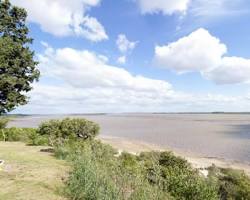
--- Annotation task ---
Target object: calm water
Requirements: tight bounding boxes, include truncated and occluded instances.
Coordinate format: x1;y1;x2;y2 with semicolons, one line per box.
8;114;250;163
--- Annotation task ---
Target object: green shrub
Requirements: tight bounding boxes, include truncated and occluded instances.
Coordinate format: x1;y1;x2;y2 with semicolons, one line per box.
0;127;37;142
120;152;140;174
208;165;250;200
0;127;49;146
0;117;9;129
37;118;100;145
65;144;122;200
57;140;173;200
55;139;250;200
139;151;218;200
159;151;192;169
129;183;171;200
54;142;72;160
27;130;49;146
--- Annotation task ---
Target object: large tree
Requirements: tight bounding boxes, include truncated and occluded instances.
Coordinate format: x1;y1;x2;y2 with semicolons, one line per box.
0;0;39;115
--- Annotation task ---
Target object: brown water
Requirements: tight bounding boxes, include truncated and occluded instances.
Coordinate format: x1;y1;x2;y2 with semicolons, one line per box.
8;114;250;163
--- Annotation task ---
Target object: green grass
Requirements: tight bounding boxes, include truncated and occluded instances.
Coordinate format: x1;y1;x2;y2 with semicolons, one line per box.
0;142;69;200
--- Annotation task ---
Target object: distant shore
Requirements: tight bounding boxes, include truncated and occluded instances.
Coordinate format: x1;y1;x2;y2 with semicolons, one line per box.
100;135;250;176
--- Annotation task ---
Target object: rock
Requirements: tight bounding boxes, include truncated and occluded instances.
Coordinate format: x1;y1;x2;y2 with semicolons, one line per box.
0;160;4;166
199;168;209;177
40;148;54;153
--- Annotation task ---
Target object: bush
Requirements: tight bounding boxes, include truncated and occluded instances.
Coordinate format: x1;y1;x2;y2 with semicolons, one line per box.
42;134;250;200
27;130;49;146
208;165;250;200
139;151;218;200
66;149;122;200
0;127;37;142
0;117;9;129
37;118;100;145
56;141;173;200
0;127;49;146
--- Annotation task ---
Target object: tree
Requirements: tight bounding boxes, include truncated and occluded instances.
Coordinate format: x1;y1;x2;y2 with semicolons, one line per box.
0;0;40;115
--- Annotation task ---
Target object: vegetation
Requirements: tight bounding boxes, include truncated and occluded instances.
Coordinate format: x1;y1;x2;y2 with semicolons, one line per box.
0;127;35;142
1;117;250;200
57;140;171;200
0;117;8;129
208;165;250;200
0;142;68;200
37;118;100;146
0;0;40;114
138;151;218;200
0;118;99;146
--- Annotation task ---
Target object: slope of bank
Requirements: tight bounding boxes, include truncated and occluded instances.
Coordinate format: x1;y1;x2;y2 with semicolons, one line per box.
0;142;69;200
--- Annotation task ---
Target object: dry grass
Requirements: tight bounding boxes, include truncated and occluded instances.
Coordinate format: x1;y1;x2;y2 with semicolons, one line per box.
0;142;69;200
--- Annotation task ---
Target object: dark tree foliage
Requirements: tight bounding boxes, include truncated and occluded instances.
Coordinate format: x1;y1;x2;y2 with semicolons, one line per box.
0;0;39;114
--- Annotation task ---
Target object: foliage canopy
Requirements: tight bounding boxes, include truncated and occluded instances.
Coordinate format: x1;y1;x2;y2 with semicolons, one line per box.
0;0;39;114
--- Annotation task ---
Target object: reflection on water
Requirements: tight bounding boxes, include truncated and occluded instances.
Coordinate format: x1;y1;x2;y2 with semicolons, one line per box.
8;114;250;163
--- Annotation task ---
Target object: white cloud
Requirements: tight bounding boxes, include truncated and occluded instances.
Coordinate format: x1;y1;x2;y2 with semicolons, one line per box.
155;28;227;74
11;0;108;41
135;0;247;17
14;44;250;114
19;83;249;114
117;56;126;64
154;28;250;84
190;0;248;17
116;34;137;53
136;0;190;15
206;57;250;84
23;44;183;113
38;45;173;92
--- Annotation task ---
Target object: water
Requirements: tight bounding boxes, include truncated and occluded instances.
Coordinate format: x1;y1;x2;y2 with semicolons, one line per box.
8;114;250;163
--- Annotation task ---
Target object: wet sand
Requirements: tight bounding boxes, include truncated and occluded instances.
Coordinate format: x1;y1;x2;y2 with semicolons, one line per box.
9;113;250;165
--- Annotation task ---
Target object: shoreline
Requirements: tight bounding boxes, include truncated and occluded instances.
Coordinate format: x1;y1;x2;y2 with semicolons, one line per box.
99;135;250;176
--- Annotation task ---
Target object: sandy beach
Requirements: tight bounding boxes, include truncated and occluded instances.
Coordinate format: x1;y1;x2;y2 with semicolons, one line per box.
100;135;250;176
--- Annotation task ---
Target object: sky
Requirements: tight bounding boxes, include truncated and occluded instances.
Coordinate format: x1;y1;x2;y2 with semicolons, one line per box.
10;0;250;114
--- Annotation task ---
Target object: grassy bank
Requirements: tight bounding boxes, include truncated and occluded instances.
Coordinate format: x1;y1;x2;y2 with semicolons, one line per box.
0;142;68;200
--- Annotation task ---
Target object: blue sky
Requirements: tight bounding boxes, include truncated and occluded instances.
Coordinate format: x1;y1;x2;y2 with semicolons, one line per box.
10;0;250;114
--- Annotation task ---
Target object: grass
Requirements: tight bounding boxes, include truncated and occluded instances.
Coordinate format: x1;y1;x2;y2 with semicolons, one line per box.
0;142;69;200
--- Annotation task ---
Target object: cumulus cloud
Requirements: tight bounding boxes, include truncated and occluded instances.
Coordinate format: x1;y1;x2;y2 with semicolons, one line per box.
154;28;250;84
155;29;227;73
38;45;173;92
136;0;190;15
11;0;108;41
24;44;185;113
116;34;137;53
14;44;249;114
205;57;250;84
